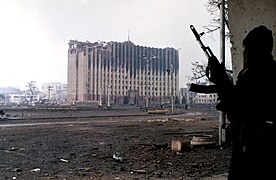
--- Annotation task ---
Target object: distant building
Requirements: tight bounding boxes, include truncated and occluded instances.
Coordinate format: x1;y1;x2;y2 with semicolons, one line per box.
41;82;67;102
67;40;179;106
194;93;218;104
7;94;41;105
185;82;218;105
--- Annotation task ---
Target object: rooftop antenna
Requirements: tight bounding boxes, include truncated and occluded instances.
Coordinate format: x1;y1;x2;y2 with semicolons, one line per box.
128;29;130;42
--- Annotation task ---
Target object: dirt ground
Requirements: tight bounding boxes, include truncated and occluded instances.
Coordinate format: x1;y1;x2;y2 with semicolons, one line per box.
0;106;231;180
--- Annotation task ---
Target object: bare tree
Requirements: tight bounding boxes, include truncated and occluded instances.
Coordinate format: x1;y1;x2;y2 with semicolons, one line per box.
190;0;230;83
204;0;229;34
191;61;207;82
26;81;38;105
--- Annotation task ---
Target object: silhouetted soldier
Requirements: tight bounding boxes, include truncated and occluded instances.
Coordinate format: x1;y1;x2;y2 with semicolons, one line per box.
208;25;276;180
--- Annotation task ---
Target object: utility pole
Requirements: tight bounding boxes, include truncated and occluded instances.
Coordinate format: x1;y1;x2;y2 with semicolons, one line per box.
4;89;6;106
219;0;226;146
48;86;53;101
167;64;174;113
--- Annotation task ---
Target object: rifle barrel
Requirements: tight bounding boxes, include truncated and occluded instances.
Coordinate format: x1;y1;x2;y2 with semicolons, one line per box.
190;25;213;59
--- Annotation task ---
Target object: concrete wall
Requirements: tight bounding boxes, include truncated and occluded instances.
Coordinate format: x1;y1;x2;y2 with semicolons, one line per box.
228;0;276;82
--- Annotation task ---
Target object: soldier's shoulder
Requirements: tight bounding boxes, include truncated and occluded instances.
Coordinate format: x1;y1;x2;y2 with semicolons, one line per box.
269;59;276;69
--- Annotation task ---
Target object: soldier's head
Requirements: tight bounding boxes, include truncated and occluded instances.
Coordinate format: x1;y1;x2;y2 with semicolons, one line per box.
242;25;273;67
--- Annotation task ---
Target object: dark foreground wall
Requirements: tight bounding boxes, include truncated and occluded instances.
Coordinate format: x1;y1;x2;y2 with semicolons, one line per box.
228;0;276;82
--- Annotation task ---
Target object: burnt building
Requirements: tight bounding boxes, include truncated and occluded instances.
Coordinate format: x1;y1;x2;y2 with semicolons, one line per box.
67;40;179;106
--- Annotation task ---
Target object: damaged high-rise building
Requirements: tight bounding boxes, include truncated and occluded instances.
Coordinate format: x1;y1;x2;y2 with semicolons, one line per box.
67;40;179;106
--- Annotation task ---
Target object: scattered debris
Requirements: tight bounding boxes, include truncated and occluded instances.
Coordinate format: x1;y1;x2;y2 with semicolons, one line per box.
0;109;7;120
148;118;169;122
91;153;97;157
171;139;191;152
0;108;229;179
150;142;168;150
9;147;17;151
176;151;184;156
170;118;195;122
113;152;123;162
12;168;22;172
190;135;216;148
132;169;147;174
69;167;90;172
3;147;26;157
147;108;171;114
30;168;41;172
60;158;69;163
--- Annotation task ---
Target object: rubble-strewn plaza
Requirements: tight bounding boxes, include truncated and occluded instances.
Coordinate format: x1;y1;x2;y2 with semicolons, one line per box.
0;106;230;179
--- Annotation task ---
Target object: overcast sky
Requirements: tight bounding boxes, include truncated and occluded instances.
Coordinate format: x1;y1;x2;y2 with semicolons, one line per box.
0;0;231;89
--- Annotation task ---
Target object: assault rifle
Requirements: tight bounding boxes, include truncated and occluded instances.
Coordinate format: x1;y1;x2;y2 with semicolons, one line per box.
189;25;232;94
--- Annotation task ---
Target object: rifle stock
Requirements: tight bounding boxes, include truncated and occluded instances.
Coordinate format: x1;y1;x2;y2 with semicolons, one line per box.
189;83;221;94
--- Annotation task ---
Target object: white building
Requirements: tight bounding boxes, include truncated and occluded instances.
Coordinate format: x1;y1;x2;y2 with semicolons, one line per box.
41;82;67;102
194;93;218;104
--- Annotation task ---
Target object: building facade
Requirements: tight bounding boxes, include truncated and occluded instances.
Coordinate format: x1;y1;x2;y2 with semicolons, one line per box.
194;93;218;104
67;40;179;106
41;82;67;103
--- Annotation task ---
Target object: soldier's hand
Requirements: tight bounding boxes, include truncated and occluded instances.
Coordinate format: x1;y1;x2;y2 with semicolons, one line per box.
206;56;230;86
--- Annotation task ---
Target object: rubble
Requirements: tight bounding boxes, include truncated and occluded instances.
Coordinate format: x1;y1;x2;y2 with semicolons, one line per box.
0;107;231;179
